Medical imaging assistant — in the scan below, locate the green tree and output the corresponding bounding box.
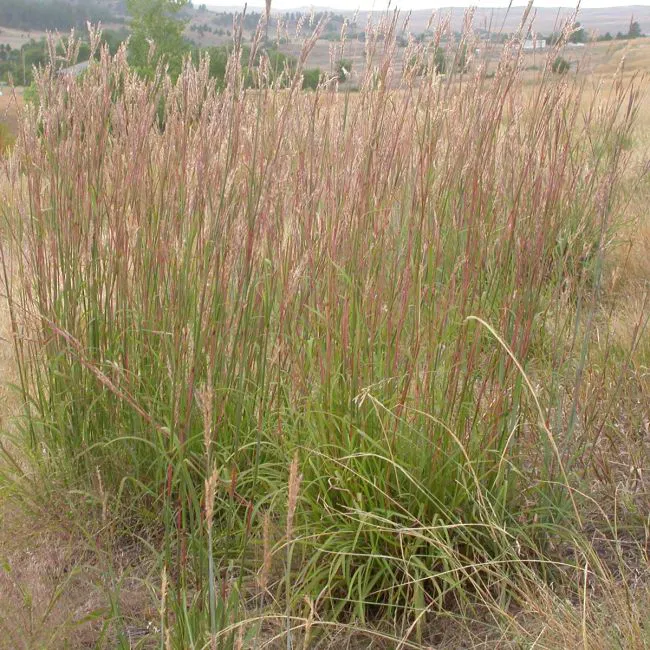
[127,0,189,80]
[0,39,49,85]
[569,22,587,44]
[102,29,129,55]
[266,49,295,82]
[302,68,321,90]
[405,47,446,77]
[628,21,642,39]
[204,45,228,86]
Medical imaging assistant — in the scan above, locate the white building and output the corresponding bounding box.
[523,38,547,50]
[57,61,90,78]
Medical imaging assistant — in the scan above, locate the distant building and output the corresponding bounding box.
[523,38,547,50]
[57,61,90,78]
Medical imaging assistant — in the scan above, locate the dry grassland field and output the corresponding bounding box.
[0,26,48,51]
[0,16,649,650]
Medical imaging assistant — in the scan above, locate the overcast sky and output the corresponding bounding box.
[205,0,649,12]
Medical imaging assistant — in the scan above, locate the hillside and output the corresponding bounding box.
[0,0,124,31]
[203,3,650,35]
[392,5,650,35]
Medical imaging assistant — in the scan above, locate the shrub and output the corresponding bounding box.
[302,67,321,90]
[405,46,446,76]
[336,57,352,81]
[552,56,570,74]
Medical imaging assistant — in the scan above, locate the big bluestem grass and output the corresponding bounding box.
[0,15,643,644]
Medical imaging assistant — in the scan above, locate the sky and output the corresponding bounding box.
[205,0,650,12]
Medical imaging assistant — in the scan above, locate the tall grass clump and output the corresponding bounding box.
[1,17,642,644]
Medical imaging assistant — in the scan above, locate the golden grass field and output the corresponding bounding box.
[0,26,48,50]
[0,29,648,649]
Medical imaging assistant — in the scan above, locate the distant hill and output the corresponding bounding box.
[0,0,125,32]
[396,6,650,36]
[3,0,647,40]
[204,3,650,36]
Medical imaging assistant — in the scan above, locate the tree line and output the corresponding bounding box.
[543,20,643,45]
